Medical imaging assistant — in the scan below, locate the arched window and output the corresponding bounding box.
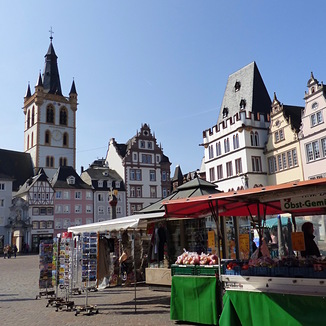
[60,107,68,125]
[250,131,254,146]
[27,134,30,149]
[46,156,54,167]
[27,110,30,129]
[32,106,35,125]
[31,132,34,147]
[59,157,67,166]
[45,130,50,145]
[233,134,239,149]
[63,132,68,146]
[254,132,259,146]
[46,105,54,123]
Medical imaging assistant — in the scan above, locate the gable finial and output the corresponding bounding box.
[49,26,54,42]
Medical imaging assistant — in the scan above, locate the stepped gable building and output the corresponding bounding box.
[0,149,34,249]
[51,166,93,236]
[14,169,54,252]
[265,93,304,186]
[203,62,271,191]
[105,123,171,215]
[80,159,126,222]
[23,35,77,179]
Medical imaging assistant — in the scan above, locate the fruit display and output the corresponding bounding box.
[175,250,218,266]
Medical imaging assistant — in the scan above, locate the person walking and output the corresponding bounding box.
[13,244,18,258]
[3,245,8,259]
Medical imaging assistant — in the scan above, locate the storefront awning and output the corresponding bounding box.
[163,178,326,218]
[68,212,165,234]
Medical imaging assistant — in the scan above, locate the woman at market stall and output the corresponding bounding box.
[301,221,321,257]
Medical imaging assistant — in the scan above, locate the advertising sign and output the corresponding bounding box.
[281,193,326,211]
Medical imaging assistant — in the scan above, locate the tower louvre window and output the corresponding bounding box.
[60,107,67,125]
[46,106,55,123]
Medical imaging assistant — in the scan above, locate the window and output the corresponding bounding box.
[147,141,152,149]
[150,170,156,181]
[136,186,142,197]
[292,149,298,166]
[86,205,92,213]
[63,218,70,228]
[86,218,93,224]
[250,131,259,146]
[75,205,82,213]
[45,130,50,145]
[240,99,246,110]
[59,108,67,125]
[59,157,67,167]
[33,221,39,229]
[63,133,68,146]
[0,199,4,207]
[75,191,82,199]
[55,205,62,213]
[224,138,230,153]
[116,206,121,214]
[142,154,152,163]
[98,180,103,188]
[63,205,70,213]
[234,81,241,92]
[156,154,161,163]
[216,142,221,156]
[47,221,53,229]
[86,191,92,200]
[63,191,70,199]
[277,154,282,170]
[268,157,275,174]
[311,111,323,127]
[162,188,167,198]
[209,167,215,182]
[27,110,30,128]
[140,140,145,148]
[56,191,62,199]
[98,206,104,215]
[233,134,239,150]
[282,153,287,169]
[150,186,157,198]
[75,218,82,226]
[32,106,35,125]
[306,141,320,162]
[133,153,138,162]
[0,183,5,190]
[130,186,135,197]
[235,158,242,175]
[209,145,214,159]
[130,169,135,180]
[66,176,75,185]
[217,165,223,180]
[55,219,62,229]
[136,170,142,181]
[226,161,233,177]
[40,221,46,229]
[279,129,284,141]
[40,208,46,215]
[46,105,54,123]
[97,193,104,202]
[46,156,54,167]
[252,156,262,172]
[162,171,167,182]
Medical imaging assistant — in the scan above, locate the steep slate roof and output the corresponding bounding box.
[218,61,271,124]
[51,166,92,189]
[15,170,52,196]
[0,149,34,191]
[283,105,303,133]
[139,177,221,213]
[42,40,62,95]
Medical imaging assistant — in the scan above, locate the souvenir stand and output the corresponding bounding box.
[74,231,99,316]
[164,178,326,325]
[36,240,55,299]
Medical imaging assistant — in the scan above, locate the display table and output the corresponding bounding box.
[170,275,220,325]
[145,267,172,286]
[220,290,326,326]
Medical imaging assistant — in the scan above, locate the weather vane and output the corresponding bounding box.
[49,27,54,41]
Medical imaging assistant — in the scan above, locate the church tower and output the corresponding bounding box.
[23,32,78,179]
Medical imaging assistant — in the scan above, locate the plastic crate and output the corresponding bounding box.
[196,265,219,276]
[271,267,289,277]
[171,264,196,276]
[250,266,271,277]
[224,266,241,276]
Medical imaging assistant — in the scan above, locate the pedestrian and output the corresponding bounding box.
[301,221,320,257]
[13,244,18,258]
[7,244,12,258]
[3,245,8,259]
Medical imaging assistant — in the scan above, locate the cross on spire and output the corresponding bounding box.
[49,27,54,41]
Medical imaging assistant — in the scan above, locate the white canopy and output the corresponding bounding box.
[68,212,165,234]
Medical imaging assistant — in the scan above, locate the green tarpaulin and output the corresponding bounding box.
[170,276,220,325]
[220,290,326,326]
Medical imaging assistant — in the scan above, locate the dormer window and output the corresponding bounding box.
[234,81,241,92]
[222,107,229,118]
[98,180,103,188]
[312,102,318,110]
[66,176,75,185]
[102,171,108,176]
[240,99,246,110]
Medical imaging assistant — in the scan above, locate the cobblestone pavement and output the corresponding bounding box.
[0,255,181,326]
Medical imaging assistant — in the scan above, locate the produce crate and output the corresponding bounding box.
[224,266,241,276]
[270,267,289,277]
[171,264,196,276]
[250,266,271,277]
[196,265,219,276]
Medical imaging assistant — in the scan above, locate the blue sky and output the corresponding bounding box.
[1,1,325,175]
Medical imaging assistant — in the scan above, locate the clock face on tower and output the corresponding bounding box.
[52,130,62,141]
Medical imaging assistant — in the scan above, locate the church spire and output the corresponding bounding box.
[42,29,62,95]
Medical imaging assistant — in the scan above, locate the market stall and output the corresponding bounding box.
[164,178,326,325]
